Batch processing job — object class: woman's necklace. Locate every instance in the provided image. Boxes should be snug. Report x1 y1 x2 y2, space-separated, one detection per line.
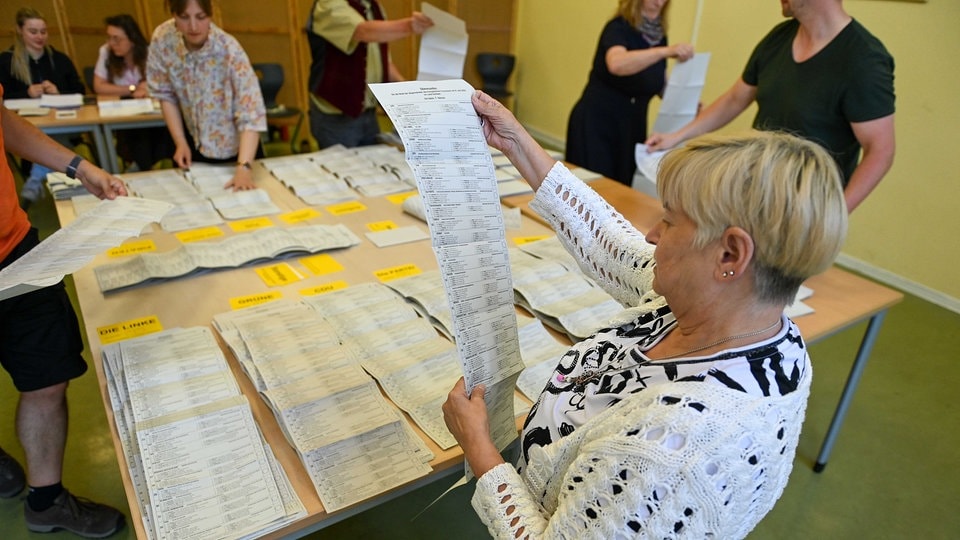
562 318 783 389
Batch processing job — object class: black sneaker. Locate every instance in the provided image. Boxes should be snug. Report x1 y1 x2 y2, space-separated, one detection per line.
0 446 25 498
24 488 124 538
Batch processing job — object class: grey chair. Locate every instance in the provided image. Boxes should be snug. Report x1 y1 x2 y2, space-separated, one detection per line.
476 53 515 99
252 62 303 155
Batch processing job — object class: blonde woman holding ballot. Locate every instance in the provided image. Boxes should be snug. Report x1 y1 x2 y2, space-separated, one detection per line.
444 91 848 539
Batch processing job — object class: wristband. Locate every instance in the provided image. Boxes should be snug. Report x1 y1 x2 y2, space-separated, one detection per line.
65 155 84 179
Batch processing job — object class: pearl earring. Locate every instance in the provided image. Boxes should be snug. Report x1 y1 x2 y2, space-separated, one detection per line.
722 270 735 278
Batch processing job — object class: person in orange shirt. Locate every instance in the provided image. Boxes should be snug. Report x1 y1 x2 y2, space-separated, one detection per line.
0 82 127 538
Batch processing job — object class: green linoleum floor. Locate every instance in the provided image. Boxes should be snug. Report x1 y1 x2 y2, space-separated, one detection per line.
1 195 958 539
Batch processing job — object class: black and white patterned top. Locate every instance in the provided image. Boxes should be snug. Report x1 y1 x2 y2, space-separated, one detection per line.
519 162 809 470
518 309 806 470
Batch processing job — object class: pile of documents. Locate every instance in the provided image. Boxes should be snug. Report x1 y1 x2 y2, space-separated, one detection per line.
512 237 625 341
123 169 280 231
44 171 89 200
261 144 414 204
212 294 434 512
93 224 360 292
101 327 304 540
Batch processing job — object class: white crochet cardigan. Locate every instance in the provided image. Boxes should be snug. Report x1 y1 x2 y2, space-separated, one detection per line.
472 377 810 539
470 162 810 538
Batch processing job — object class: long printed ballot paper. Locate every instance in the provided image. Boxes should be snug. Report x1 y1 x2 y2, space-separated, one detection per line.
0 197 173 301
369 80 524 469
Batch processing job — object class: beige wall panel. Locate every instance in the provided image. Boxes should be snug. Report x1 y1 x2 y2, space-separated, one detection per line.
220 2 290 29
457 0 512 31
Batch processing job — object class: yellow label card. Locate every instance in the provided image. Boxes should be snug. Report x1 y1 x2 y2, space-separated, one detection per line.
374 263 421 282
107 239 156 257
366 220 398 232
229 291 283 310
228 216 274 232
97 315 163 345
279 207 321 224
386 191 417 205
175 226 224 243
255 263 303 287
513 235 553 245
325 201 367 215
300 280 349 296
300 253 345 275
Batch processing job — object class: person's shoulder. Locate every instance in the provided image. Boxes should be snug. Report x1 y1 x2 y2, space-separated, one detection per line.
151 19 177 41
759 18 799 43
209 25 246 55
843 19 894 57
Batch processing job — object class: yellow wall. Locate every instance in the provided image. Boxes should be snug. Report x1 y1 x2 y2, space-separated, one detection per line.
515 0 960 302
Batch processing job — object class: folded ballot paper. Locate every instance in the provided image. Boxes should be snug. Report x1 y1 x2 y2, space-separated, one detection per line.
0 197 173 301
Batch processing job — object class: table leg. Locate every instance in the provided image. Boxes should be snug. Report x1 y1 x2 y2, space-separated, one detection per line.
101 124 119 174
813 309 888 472
91 125 113 173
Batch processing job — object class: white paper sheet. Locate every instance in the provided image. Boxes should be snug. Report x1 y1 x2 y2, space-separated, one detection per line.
369 80 525 473
652 53 711 134
417 3 469 81
0 197 173 300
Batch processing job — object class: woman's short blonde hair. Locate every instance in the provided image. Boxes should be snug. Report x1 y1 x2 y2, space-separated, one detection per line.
657 131 848 305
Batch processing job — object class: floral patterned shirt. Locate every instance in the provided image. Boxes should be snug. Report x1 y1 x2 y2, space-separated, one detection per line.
147 19 266 159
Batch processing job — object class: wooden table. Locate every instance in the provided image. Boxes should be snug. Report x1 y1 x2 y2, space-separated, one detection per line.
25 103 165 174
503 178 904 472
59 168 903 537
25 104 112 172
57 168 553 539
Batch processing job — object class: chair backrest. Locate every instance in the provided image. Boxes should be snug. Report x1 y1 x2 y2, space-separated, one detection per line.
476 53 515 98
252 63 284 109
83 66 95 93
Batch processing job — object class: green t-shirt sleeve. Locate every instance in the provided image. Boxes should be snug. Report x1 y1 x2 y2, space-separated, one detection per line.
843 48 895 123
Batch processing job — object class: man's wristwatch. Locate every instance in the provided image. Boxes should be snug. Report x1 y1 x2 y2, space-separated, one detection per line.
129 84 136 96
65 155 84 179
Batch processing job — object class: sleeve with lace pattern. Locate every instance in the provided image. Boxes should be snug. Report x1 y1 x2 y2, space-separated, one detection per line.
471 463 549 539
529 162 658 308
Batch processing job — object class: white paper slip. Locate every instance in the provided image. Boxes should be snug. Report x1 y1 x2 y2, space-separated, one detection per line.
365 225 430 247
97 98 158 117
17 107 50 117
634 144 668 183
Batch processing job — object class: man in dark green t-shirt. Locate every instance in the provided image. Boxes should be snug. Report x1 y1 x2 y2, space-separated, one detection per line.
646 0 895 213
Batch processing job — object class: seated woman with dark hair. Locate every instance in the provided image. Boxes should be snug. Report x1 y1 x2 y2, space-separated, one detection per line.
443 91 848 539
93 14 173 172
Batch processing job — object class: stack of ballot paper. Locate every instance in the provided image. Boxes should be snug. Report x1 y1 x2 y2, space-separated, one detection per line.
44 171 89 200
101 327 305 539
212 295 434 512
